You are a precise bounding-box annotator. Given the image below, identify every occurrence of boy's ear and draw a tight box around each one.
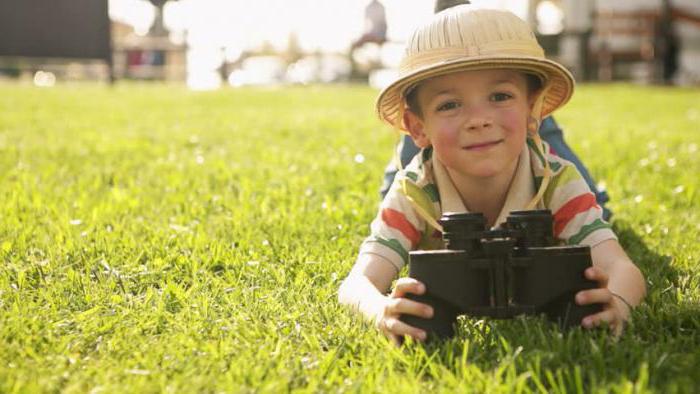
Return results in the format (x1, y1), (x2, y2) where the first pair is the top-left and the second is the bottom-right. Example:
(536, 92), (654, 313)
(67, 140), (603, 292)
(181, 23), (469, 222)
(403, 110), (431, 148)
(528, 87), (544, 110)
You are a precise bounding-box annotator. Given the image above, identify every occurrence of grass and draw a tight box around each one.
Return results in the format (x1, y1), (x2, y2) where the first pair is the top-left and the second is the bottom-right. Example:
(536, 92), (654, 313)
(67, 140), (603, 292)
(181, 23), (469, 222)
(0, 81), (698, 393)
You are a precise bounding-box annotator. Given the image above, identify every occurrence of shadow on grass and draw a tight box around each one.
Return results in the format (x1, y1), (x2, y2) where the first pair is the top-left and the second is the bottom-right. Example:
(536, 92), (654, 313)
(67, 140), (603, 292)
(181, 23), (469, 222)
(400, 220), (699, 391)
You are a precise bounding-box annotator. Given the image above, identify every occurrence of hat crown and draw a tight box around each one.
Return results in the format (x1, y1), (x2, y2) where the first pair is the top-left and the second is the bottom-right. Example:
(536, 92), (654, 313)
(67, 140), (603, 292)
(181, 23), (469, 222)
(403, 7), (543, 72)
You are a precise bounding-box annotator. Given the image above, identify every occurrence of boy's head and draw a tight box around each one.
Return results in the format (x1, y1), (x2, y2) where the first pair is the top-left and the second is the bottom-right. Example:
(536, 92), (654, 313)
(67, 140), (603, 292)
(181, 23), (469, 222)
(375, 6), (574, 134)
(403, 68), (537, 179)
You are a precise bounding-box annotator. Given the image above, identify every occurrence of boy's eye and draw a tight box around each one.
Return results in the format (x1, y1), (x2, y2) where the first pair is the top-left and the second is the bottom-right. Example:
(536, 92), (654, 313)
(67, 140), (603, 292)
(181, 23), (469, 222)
(436, 101), (460, 112)
(490, 92), (513, 102)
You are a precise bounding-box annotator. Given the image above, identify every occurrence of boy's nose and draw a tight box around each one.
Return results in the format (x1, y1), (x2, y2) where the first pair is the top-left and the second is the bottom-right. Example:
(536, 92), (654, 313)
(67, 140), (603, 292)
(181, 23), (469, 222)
(463, 115), (493, 132)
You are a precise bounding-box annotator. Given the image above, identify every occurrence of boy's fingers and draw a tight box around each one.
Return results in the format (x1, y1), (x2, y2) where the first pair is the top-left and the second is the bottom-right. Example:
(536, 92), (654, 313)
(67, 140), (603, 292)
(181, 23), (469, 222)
(576, 288), (612, 305)
(385, 298), (433, 319)
(612, 320), (624, 338)
(383, 317), (427, 341)
(391, 278), (425, 298)
(581, 308), (616, 329)
(387, 333), (402, 347)
(585, 267), (609, 287)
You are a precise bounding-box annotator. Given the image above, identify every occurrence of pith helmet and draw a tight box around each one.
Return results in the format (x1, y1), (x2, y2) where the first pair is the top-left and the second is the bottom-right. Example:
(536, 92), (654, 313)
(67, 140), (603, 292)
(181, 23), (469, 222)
(376, 6), (574, 130)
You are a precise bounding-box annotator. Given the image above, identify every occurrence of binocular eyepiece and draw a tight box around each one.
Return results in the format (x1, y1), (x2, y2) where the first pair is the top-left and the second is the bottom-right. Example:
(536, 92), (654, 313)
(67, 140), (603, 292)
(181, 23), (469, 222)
(440, 209), (555, 253)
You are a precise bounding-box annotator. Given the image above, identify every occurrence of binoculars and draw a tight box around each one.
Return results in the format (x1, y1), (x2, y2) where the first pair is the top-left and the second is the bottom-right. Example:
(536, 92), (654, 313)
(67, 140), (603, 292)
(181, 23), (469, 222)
(401, 210), (602, 339)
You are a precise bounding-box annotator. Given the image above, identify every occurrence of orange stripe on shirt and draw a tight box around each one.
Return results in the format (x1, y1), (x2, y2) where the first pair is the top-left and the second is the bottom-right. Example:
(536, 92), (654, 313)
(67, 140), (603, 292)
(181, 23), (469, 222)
(382, 208), (421, 248)
(553, 193), (599, 237)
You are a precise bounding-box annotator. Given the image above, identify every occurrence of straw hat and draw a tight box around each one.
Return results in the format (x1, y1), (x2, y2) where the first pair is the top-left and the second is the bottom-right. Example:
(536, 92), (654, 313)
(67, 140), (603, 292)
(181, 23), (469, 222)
(376, 6), (575, 130)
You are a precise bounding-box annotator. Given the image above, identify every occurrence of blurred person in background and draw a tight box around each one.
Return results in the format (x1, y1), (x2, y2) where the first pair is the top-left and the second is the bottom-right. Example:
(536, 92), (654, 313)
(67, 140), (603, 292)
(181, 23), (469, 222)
(351, 0), (388, 52)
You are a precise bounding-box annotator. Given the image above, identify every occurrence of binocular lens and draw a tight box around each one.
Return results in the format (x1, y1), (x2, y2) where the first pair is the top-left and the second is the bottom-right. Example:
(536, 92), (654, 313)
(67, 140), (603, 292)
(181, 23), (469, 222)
(439, 212), (486, 252)
(506, 210), (554, 247)
(439, 212), (486, 232)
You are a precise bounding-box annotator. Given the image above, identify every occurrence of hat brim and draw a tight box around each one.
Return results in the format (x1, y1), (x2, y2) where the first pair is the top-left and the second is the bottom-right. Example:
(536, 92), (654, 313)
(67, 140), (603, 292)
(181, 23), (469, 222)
(376, 56), (574, 131)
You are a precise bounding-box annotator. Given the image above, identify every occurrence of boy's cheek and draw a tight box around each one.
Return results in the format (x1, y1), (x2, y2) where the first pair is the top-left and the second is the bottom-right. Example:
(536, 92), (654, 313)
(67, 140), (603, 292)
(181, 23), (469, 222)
(501, 107), (530, 132)
(429, 127), (460, 146)
(431, 139), (457, 156)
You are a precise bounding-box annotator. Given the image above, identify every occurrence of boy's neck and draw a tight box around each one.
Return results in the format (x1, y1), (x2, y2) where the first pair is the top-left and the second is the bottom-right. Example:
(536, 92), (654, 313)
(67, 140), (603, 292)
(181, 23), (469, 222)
(443, 157), (520, 228)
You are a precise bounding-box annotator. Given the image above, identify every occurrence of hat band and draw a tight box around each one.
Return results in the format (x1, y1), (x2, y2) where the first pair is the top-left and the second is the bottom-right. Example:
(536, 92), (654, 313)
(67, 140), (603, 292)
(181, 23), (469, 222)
(399, 39), (545, 75)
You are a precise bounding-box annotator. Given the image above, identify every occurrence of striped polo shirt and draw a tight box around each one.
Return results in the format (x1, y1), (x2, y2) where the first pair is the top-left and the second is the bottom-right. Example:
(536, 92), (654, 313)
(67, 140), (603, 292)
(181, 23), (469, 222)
(359, 138), (616, 272)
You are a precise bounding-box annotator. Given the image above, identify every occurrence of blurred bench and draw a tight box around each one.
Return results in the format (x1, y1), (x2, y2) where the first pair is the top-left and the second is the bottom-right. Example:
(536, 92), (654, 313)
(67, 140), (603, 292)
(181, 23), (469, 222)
(589, 9), (665, 82)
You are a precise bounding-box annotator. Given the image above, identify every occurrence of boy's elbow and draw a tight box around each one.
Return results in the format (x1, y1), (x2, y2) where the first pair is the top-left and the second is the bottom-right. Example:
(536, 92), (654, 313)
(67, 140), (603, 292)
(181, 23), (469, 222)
(337, 273), (370, 310)
(624, 256), (646, 288)
(633, 263), (647, 298)
(619, 257), (647, 303)
(337, 275), (354, 306)
(337, 279), (347, 304)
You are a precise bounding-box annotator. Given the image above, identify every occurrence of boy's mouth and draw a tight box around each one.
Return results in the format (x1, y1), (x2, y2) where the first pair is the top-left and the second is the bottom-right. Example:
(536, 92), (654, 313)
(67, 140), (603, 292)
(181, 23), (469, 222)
(463, 139), (503, 151)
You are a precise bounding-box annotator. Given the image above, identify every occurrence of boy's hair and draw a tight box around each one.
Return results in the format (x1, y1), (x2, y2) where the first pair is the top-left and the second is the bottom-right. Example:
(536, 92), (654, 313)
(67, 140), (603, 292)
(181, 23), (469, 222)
(405, 72), (543, 118)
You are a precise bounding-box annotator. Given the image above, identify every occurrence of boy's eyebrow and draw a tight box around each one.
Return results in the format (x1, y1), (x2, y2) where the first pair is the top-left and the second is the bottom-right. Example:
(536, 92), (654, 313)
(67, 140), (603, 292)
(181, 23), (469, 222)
(424, 77), (521, 98)
(423, 87), (457, 99)
(491, 77), (520, 86)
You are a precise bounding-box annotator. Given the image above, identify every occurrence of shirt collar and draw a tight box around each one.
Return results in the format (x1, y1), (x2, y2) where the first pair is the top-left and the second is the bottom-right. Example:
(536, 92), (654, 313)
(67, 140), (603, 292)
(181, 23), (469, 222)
(432, 145), (535, 229)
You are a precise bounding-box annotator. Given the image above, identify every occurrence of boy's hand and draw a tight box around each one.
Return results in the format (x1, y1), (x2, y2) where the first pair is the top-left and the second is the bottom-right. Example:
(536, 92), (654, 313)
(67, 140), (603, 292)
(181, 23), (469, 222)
(575, 266), (631, 336)
(376, 277), (434, 346)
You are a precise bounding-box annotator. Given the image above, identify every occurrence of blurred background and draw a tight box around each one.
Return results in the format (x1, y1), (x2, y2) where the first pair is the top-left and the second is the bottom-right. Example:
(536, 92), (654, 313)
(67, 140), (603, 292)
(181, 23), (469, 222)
(1, 0), (699, 90)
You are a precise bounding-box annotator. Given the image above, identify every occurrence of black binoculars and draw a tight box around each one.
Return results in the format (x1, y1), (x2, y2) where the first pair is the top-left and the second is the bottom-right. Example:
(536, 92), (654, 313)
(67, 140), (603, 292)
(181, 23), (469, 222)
(401, 210), (602, 339)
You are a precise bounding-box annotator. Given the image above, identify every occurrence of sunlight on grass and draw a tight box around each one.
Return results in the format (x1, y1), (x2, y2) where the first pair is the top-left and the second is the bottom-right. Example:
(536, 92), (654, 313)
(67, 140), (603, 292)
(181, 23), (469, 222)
(0, 82), (698, 392)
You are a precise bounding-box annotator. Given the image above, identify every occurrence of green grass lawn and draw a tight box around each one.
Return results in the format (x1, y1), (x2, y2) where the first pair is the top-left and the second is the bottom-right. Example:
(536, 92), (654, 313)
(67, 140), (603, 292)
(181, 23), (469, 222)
(1, 82), (698, 393)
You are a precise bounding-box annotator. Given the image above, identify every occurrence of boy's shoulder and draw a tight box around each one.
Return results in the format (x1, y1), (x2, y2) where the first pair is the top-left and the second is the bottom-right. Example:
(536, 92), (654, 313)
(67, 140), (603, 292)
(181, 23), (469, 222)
(396, 147), (437, 188)
(527, 138), (615, 246)
(526, 138), (576, 178)
(391, 147), (442, 215)
(526, 138), (595, 208)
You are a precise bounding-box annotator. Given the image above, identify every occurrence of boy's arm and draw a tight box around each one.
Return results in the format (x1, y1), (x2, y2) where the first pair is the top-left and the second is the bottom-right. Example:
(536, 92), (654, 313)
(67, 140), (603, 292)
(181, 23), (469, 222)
(576, 239), (646, 333)
(338, 254), (397, 319)
(338, 253), (433, 344)
(590, 239), (646, 307)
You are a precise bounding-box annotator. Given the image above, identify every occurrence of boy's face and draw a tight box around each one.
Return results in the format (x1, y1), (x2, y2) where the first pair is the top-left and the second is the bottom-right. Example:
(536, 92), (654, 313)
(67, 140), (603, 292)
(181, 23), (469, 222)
(404, 69), (534, 180)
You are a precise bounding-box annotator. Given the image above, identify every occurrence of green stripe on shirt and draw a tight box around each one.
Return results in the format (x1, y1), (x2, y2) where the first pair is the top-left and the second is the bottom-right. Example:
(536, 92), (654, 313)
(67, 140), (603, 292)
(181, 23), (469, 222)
(422, 184), (439, 202)
(567, 219), (612, 245)
(527, 137), (546, 167)
(548, 160), (562, 172)
(543, 165), (582, 207)
(370, 237), (409, 265)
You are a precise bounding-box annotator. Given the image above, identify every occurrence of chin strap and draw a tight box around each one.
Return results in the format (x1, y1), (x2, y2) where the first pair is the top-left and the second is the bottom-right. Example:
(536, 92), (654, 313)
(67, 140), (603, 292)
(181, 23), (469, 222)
(393, 103), (445, 233)
(525, 86), (552, 210)
(399, 177), (444, 233)
(391, 101), (408, 172)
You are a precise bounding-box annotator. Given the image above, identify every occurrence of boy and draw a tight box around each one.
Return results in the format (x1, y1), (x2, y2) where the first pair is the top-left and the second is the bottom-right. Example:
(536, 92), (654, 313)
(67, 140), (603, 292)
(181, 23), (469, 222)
(338, 7), (645, 345)
(380, 0), (612, 221)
